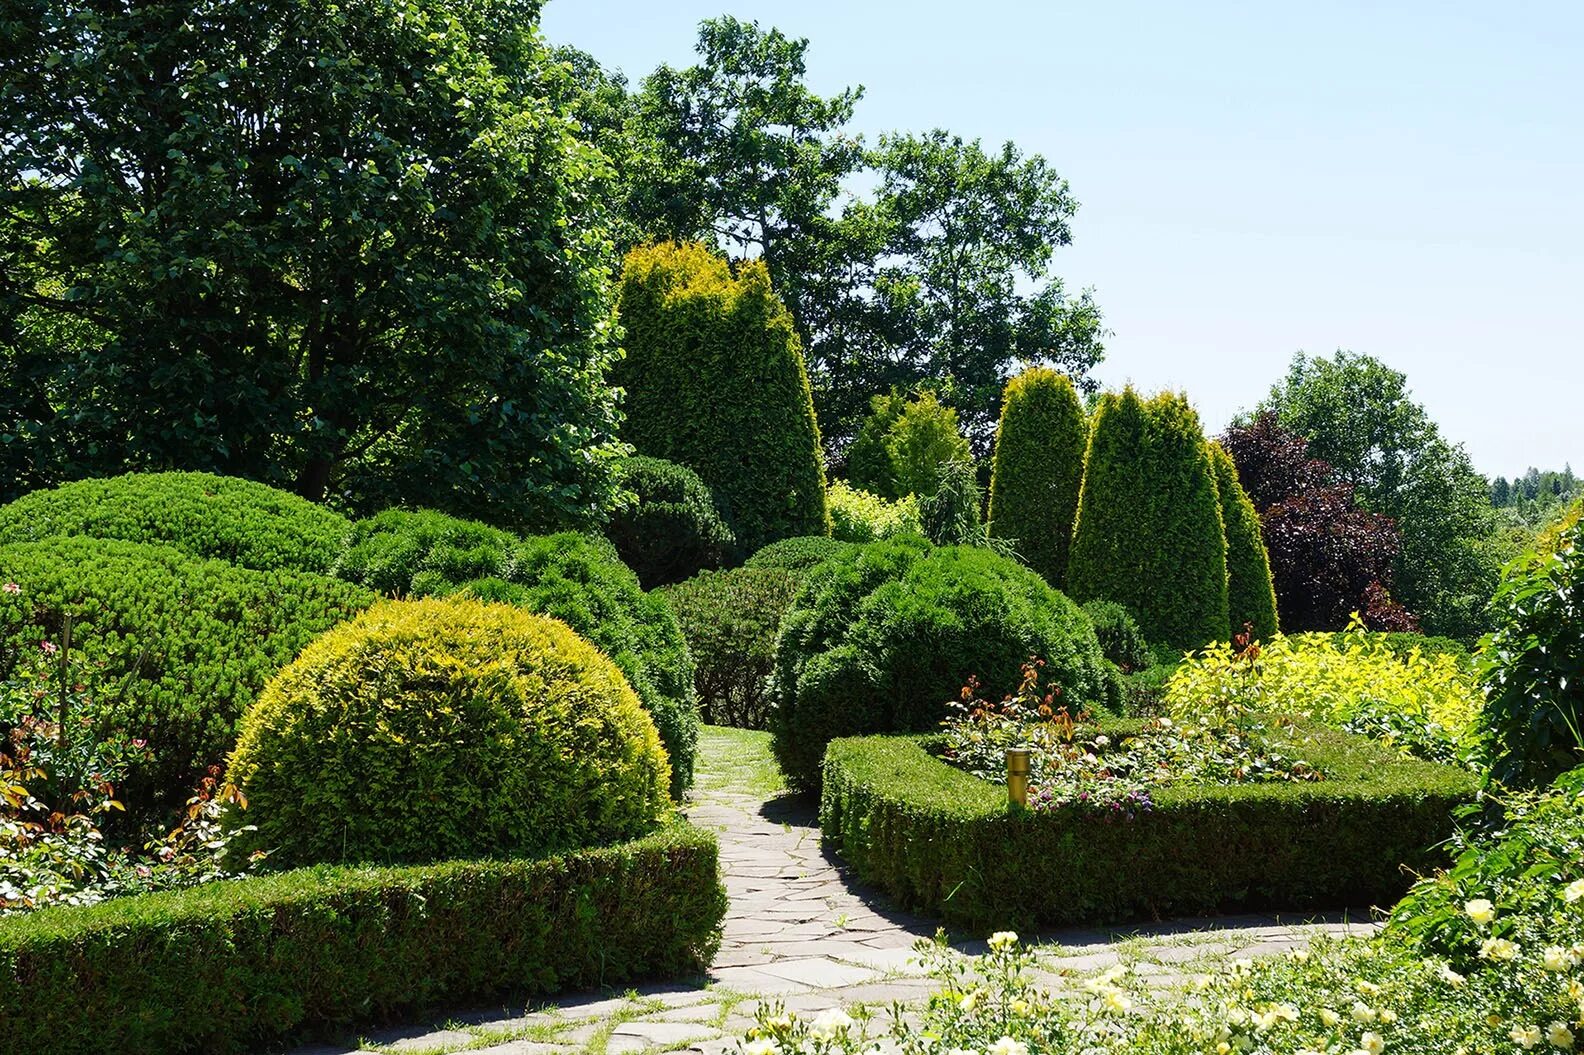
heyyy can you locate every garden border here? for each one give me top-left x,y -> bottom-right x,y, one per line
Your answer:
820,723 -> 1478,931
0,824 -> 725,1055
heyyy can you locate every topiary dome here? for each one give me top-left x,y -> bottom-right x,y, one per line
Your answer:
229,597 -> 671,867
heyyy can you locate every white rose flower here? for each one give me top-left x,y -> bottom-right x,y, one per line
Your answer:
1548,1022 -> 1575,1049
810,1008 -> 853,1039
1463,898 -> 1495,926
1479,937 -> 1519,961
1543,946 -> 1577,972
1359,1030 -> 1386,1055
987,931 -> 1019,951
1563,878 -> 1584,904
988,1037 -> 1028,1055
1511,1024 -> 1543,1050
743,1039 -> 780,1055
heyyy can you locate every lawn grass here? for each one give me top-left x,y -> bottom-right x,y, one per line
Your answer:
692,724 -> 788,798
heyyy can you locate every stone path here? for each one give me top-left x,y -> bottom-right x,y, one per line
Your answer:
293,782 -> 1377,1055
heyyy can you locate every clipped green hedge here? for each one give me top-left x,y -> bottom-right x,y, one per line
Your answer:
0,826 -> 725,1055
334,510 -> 698,795
744,535 -> 855,578
0,472 -> 352,573
230,598 -> 671,867
820,726 -> 1477,931
605,455 -> 735,589
1068,389 -> 1229,652
770,537 -> 1115,792
1208,442 -> 1279,640
615,242 -> 829,552
0,536 -> 375,817
986,367 -> 1088,590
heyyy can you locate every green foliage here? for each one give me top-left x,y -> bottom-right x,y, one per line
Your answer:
662,568 -> 800,729
0,825 -> 726,1055
0,472 -> 351,574
844,392 -> 906,498
848,391 -> 973,500
0,0 -> 624,526
1477,517 -> 1584,787
1388,766 -> 1584,966
333,510 -> 698,794
0,538 -> 374,819
228,598 -> 670,867
886,392 -> 975,498
1165,627 -> 1485,766
986,368 -> 1088,589
1067,390 -> 1229,651
1208,442 -> 1280,640
916,460 -> 998,552
614,242 -> 829,553
769,537 -> 1114,791
827,482 -> 921,543
744,536 -> 856,578
605,456 -> 735,588
819,727 -> 1476,930
1261,352 -> 1501,639
1081,600 -> 1151,673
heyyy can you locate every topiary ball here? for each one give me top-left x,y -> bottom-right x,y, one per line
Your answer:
769,536 -> 1115,791
605,455 -> 735,589
229,597 -> 671,867
1081,599 -> 1152,673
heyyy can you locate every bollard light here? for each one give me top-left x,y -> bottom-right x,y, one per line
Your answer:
1005,746 -> 1031,808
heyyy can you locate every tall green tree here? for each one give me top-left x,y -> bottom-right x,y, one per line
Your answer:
0,0 -> 623,528
1208,442 -> 1280,640
1259,351 -> 1500,638
1068,390 -> 1229,651
846,390 -> 972,500
584,17 -> 1105,454
614,242 -> 828,553
867,131 -> 1105,449
986,367 -> 1088,589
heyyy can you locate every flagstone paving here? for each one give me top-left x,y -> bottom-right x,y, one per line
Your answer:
292,779 -> 1378,1055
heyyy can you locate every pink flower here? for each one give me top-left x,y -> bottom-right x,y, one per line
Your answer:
39,641 -> 58,655
2,582 -> 19,595
132,738 -> 147,750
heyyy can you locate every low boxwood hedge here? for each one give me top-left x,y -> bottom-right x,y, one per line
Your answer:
0,825 -> 725,1055
820,724 -> 1478,932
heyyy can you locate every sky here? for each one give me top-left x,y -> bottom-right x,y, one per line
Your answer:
541,0 -> 1583,479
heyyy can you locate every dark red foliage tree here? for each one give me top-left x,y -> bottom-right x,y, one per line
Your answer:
1222,412 -> 1417,632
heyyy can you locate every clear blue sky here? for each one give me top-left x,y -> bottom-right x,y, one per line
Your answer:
542,0 -> 1582,479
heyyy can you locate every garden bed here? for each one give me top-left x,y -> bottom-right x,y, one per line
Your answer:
819,723 -> 1478,931
0,825 -> 726,1055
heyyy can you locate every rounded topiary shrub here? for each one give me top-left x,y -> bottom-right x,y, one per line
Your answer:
987,367 -> 1088,589
1081,599 -> 1151,673
605,455 -> 735,589
769,536 -> 1115,791
1209,442 -> 1279,641
1067,389 -> 1230,652
335,509 -> 698,794
615,242 -> 829,552
0,471 -> 352,573
229,597 -> 671,867
0,536 -> 375,819
744,535 -> 855,579
663,566 -> 800,729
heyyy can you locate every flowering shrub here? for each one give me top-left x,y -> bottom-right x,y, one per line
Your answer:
1,617 -> 257,913
1165,622 -> 1482,765
941,660 -> 1321,815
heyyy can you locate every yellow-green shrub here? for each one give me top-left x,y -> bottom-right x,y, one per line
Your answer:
614,242 -> 829,552
1164,624 -> 1483,763
827,481 -> 921,543
229,597 -> 671,867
